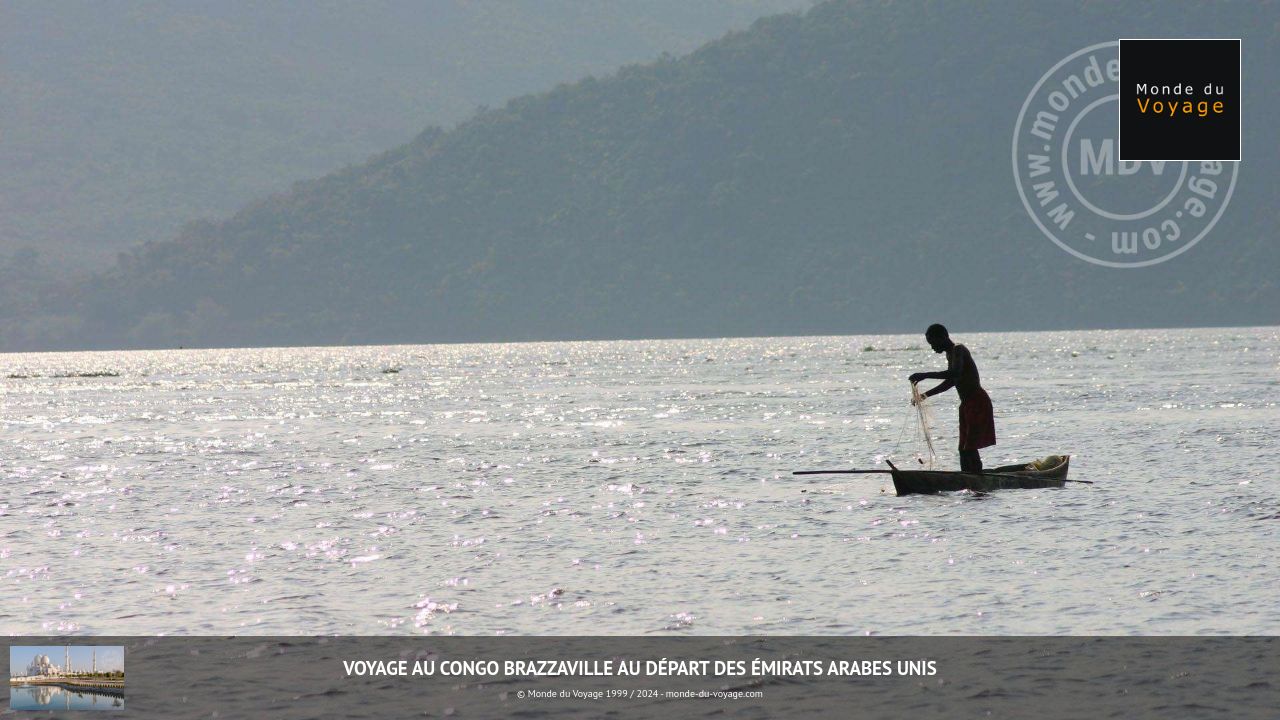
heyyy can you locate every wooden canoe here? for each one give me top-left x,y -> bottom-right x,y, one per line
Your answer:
890,455 -> 1070,495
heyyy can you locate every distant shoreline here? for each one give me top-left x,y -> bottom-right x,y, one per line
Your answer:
10,678 -> 125,689
0,322 -> 1276,357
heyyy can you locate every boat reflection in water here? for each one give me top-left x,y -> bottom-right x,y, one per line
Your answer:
9,683 -> 125,711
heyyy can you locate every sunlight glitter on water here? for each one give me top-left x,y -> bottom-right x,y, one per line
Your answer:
1,327 -> 1278,635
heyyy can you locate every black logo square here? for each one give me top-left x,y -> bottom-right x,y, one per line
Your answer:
1119,39 -> 1240,161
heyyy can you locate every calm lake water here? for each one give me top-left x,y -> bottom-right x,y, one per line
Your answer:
1,328 -> 1277,635
8,684 -> 124,711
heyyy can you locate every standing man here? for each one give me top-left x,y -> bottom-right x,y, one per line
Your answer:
908,324 -> 995,472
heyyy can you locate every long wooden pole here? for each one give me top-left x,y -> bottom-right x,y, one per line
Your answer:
791,469 -> 892,475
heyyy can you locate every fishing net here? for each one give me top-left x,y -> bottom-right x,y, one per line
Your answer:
910,382 -> 937,470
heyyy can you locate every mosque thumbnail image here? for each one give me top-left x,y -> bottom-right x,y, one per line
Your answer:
10,646 -> 125,712
13,646 -> 122,679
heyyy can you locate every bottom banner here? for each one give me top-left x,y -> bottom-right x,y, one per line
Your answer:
4,637 -> 1276,718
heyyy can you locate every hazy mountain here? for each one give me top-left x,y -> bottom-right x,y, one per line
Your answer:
0,0 -> 811,269
5,0 -> 1277,350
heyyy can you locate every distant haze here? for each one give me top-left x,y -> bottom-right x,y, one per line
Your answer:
0,0 -> 811,269
1,0 -> 1276,351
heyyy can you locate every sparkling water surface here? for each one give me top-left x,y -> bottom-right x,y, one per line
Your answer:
2,328 -> 1277,635
8,684 -> 124,711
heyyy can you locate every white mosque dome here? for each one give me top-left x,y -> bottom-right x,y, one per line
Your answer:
26,653 -> 61,676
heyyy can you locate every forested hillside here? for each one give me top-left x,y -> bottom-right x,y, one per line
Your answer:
6,0 -> 1277,350
0,1 -> 808,269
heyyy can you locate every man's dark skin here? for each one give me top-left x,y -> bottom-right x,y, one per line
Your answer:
908,324 -> 994,472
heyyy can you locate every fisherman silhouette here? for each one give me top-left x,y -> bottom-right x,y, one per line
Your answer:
908,324 -> 995,472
